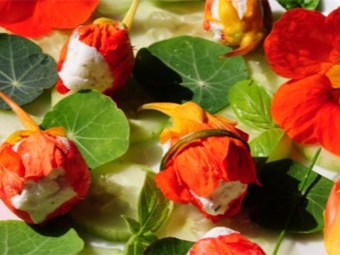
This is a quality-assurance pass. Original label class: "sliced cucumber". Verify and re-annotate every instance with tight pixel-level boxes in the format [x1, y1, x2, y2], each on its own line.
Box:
[70, 159, 152, 241]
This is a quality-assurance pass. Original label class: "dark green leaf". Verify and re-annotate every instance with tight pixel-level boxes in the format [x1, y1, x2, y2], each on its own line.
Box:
[0, 34, 58, 109]
[245, 159, 333, 233]
[277, 0, 319, 10]
[138, 172, 170, 233]
[134, 36, 248, 113]
[143, 237, 194, 255]
[121, 216, 141, 235]
[41, 90, 130, 169]
[229, 79, 275, 130]
[0, 220, 83, 255]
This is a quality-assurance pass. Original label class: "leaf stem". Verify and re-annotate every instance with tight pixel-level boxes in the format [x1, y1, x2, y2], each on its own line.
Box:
[271, 148, 321, 255]
[122, 0, 140, 30]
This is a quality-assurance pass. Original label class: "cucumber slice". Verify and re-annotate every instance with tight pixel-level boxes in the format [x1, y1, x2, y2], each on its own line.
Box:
[70, 159, 152, 241]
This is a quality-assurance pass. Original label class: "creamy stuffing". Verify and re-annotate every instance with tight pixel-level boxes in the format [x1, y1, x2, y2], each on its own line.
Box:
[58, 29, 113, 92]
[190, 180, 247, 215]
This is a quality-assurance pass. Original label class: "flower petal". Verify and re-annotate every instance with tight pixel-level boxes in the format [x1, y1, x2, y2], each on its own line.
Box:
[264, 9, 332, 79]
[271, 74, 332, 144]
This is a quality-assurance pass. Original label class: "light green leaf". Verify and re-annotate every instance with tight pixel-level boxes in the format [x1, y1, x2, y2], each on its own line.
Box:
[40, 90, 129, 169]
[0, 220, 83, 255]
[250, 128, 285, 158]
[121, 216, 141, 235]
[277, 0, 319, 10]
[0, 34, 58, 109]
[138, 172, 170, 233]
[133, 36, 248, 113]
[229, 79, 275, 130]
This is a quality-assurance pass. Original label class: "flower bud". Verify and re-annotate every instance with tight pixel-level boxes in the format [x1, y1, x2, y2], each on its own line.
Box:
[187, 227, 266, 255]
[139, 102, 259, 221]
[0, 92, 90, 224]
[203, 0, 272, 57]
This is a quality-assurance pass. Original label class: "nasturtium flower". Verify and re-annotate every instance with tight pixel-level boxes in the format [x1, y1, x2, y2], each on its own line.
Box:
[56, 0, 139, 96]
[264, 7, 340, 156]
[264, 7, 340, 86]
[203, 0, 272, 57]
[139, 102, 259, 221]
[0, 0, 99, 37]
[324, 178, 340, 255]
[187, 227, 266, 255]
[0, 92, 90, 224]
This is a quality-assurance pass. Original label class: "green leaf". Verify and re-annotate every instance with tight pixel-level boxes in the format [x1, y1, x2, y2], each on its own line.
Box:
[40, 90, 130, 169]
[0, 34, 58, 109]
[121, 216, 141, 235]
[133, 35, 248, 113]
[277, 0, 319, 10]
[0, 220, 83, 255]
[250, 128, 285, 158]
[143, 237, 194, 255]
[245, 159, 333, 233]
[229, 79, 275, 130]
[138, 172, 170, 233]
[124, 235, 157, 255]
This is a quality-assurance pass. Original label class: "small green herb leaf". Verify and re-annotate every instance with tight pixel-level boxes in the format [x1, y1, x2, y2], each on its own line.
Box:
[41, 90, 129, 169]
[250, 128, 285, 158]
[277, 0, 319, 10]
[229, 79, 275, 130]
[121, 216, 141, 235]
[0, 34, 58, 109]
[0, 220, 83, 255]
[245, 159, 333, 233]
[134, 35, 248, 113]
[143, 237, 194, 255]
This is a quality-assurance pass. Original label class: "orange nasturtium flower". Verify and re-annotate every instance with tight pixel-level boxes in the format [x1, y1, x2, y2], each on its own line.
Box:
[324, 178, 340, 255]
[0, 0, 99, 37]
[55, 0, 139, 96]
[0, 92, 90, 224]
[139, 102, 259, 221]
[187, 227, 266, 255]
[203, 0, 272, 57]
[264, 7, 340, 156]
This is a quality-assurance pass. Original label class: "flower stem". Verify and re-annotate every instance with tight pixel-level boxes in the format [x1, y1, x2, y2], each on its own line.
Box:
[122, 0, 140, 30]
[0, 91, 39, 131]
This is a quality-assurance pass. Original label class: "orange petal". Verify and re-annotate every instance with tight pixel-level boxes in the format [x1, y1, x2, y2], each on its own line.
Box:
[324, 179, 340, 255]
[271, 74, 332, 144]
[0, 0, 35, 23]
[264, 9, 332, 79]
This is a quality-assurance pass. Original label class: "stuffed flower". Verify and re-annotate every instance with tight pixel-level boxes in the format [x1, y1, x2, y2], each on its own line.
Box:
[139, 102, 259, 221]
[203, 0, 272, 57]
[55, 0, 139, 96]
[324, 178, 340, 255]
[0, 92, 90, 224]
[187, 227, 266, 255]
[0, 0, 98, 37]
[264, 7, 340, 156]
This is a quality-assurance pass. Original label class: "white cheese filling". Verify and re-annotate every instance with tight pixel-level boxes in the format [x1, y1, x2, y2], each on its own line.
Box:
[58, 29, 114, 92]
[190, 180, 247, 216]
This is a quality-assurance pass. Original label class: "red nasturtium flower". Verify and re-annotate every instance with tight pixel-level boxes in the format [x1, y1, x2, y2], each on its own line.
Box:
[139, 102, 259, 221]
[0, 0, 99, 37]
[56, 0, 139, 96]
[203, 0, 272, 57]
[187, 227, 266, 255]
[264, 7, 340, 156]
[0, 92, 90, 224]
[324, 178, 340, 255]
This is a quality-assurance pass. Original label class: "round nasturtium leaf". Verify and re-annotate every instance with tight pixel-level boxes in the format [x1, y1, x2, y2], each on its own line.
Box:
[41, 90, 130, 169]
[133, 35, 248, 113]
[0, 34, 58, 109]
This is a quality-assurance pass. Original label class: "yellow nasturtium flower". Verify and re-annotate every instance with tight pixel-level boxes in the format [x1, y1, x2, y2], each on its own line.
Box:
[203, 0, 272, 57]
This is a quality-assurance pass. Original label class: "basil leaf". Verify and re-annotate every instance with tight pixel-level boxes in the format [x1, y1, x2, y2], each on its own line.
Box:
[0, 34, 58, 109]
[133, 35, 248, 113]
[229, 79, 275, 130]
[143, 237, 194, 255]
[0, 220, 83, 255]
[250, 128, 285, 158]
[245, 159, 333, 233]
[41, 90, 129, 169]
[277, 0, 320, 10]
